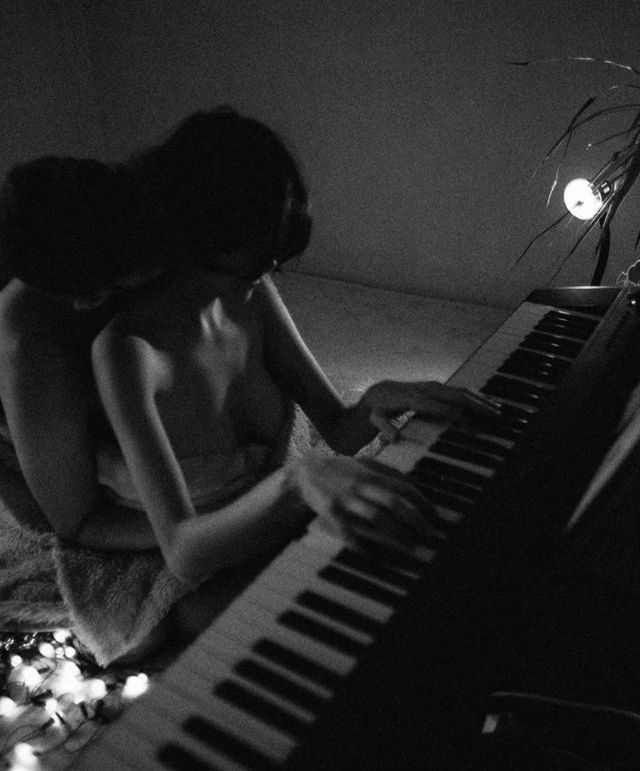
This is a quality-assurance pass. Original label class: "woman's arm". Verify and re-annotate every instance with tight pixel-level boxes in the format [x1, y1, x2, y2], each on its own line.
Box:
[256, 277, 501, 452]
[255, 277, 378, 453]
[91, 328, 310, 585]
[91, 326, 442, 587]
[0, 286, 101, 538]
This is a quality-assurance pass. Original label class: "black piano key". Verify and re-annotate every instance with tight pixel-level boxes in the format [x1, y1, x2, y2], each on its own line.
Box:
[535, 317, 595, 341]
[440, 428, 511, 460]
[521, 331, 583, 358]
[544, 310, 599, 334]
[406, 481, 474, 514]
[505, 347, 571, 375]
[157, 742, 221, 771]
[469, 406, 535, 443]
[348, 532, 426, 575]
[296, 589, 384, 636]
[413, 456, 487, 490]
[463, 420, 524, 443]
[318, 565, 402, 607]
[182, 715, 277, 770]
[481, 375, 550, 407]
[498, 402, 537, 424]
[252, 639, 342, 691]
[334, 549, 418, 592]
[499, 352, 567, 385]
[535, 321, 589, 341]
[214, 679, 309, 737]
[498, 363, 560, 386]
[278, 610, 367, 656]
[405, 467, 479, 500]
[234, 659, 327, 714]
[430, 439, 505, 470]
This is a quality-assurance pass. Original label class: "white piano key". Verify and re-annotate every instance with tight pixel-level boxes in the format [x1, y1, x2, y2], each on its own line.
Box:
[467, 351, 560, 391]
[175, 649, 324, 741]
[80, 711, 223, 771]
[397, 418, 508, 467]
[73, 721, 146, 770]
[169, 647, 313, 721]
[160, 658, 315, 744]
[212, 604, 357, 677]
[377, 437, 445, 474]
[259, 561, 395, 624]
[241, 583, 374, 646]
[179, 622, 329, 713]
[293, 552, 408, 599]
[263, 548, 405, 610]
[126, 677, 295, 764]
[231, 594, 366, 654]
[187, 628, 334, 701]
[264, 529, 427, 595]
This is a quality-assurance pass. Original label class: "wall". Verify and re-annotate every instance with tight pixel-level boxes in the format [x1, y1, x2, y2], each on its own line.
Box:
[6, 1, 640, 308]
[0, 1, 105, 183]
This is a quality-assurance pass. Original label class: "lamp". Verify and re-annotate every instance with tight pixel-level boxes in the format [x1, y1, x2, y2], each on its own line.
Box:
[512, 56, 640, 287]
[563, 178, 611, 220]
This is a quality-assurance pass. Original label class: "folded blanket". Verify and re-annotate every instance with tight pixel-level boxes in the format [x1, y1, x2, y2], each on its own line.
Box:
[0, 404, 314, 666]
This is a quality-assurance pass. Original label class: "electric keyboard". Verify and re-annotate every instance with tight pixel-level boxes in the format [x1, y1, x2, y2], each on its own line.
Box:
[76, 285, 640, 770]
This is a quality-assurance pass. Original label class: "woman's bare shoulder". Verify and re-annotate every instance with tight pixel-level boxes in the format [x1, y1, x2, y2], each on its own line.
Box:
[0, 281, 79, 363]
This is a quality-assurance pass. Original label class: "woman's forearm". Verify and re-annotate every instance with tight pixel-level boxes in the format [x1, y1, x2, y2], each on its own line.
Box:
[73, 502, 158, 551]
[167, 468, 312, 587]
[317, 399, 380, 456]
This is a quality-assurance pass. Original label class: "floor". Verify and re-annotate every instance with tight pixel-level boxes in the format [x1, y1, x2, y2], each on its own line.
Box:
[274, 271, 509, 403]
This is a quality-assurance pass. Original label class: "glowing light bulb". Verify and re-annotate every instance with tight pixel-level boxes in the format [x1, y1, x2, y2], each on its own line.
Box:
[52, 629, 71, 644]
[122, 673, 149, 701]
[563, 178, 604, 220]
[55, 660, 82, 696]
[16, 666, 41, 689]
[37, 642, 55, 659]
[84, 678, 107, 701]
[0, 696, 18, 718]
[11, 742, 39, 770]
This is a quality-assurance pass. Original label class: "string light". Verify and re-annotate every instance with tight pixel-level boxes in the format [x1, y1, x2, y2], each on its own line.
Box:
[10, 742, 40, 770]
[9, 667, 41, 691]
[0, 697, 19, 719]
[83, 679, 107, 701]
[0, 630, 153, 766]
[121, 673, 149, 701]
[36, 643, 54, 660]
[51, 631, 70, 645]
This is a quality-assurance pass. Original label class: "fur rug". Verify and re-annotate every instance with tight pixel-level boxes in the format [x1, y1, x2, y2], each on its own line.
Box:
[0, 405, 327, 666]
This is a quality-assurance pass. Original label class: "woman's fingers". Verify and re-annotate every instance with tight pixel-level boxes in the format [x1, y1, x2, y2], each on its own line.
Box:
[337, 459, 454, 539]
[369, 410, 400, 443]
[411, 384, 501, 417]
[366, 381, 501, 438]
[293, 454, 463, 548]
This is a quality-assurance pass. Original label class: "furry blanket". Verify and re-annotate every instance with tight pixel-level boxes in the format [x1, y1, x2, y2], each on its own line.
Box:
[0, 405, 319, 666]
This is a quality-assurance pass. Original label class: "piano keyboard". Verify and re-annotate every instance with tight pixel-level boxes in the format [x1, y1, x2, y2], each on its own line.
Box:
[74, 299, 606, 770]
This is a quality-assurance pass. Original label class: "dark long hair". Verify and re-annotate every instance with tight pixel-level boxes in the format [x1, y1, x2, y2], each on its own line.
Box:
[0, 156, 164, 296]
[141, 107, 312, 274]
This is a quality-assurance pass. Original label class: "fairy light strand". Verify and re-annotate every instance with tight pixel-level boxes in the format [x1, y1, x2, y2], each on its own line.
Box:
[0, 630, 152, 768]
